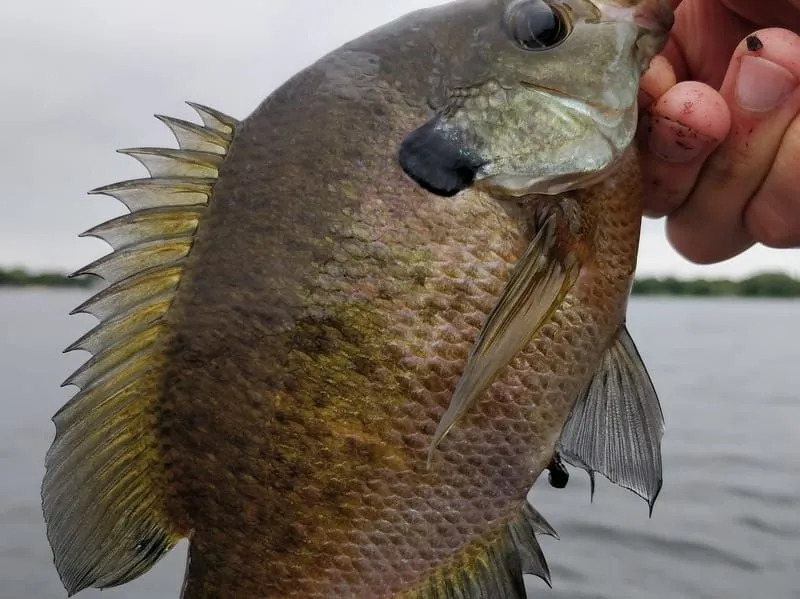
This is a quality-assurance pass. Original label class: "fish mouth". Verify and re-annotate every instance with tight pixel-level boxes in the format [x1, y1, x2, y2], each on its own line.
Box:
[596, 0, 674, 66]
[596, 0, 674, 34]
[474, 160, 624, 199]
[632, 0, 674, 64]
[632, 0, 675, 36]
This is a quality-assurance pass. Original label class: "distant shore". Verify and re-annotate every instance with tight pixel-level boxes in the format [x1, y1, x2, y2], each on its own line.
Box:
[632, 273, 800, 298]
[0, 268, 94, 289]
[1, 268, 799, 298]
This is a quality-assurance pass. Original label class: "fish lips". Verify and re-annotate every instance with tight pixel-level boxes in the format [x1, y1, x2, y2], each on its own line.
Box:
[474, 166, 619, 199]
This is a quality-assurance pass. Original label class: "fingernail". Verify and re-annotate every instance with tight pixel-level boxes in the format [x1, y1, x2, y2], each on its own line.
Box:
[647, 114, 711, 163]
[736, 55, 798, 113]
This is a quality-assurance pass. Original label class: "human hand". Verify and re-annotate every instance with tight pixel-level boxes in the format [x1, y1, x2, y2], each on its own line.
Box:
[638, 0, 800, 263]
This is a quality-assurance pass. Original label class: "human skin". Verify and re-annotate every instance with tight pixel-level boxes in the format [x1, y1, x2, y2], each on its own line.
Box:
[638, 0, 800, 263]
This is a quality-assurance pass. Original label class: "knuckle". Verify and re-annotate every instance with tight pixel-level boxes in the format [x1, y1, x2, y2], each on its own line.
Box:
[643, 183, 686, 217]
[703, 143, 752, 185]
[746, 122, 800, 248]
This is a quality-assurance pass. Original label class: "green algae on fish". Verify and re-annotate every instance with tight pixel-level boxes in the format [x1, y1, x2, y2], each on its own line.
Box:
[43, 0, 672, 597]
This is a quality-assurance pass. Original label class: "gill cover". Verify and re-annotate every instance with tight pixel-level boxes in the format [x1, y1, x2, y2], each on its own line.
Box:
[400, 0, 667, 198]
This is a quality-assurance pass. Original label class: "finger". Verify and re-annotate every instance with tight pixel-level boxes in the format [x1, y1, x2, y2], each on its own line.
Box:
[655, 0, 689, 82]
[638, 82, 730, 217]
[667, 28, 800, 263]
[744, 114, 800, 247]
[639, 55, 676, 110]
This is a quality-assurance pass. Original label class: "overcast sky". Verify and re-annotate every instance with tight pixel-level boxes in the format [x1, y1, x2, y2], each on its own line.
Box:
[3, 0, 797, 278]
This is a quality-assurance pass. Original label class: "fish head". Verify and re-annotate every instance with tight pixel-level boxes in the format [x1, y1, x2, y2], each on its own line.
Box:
[399, 0, 673, 197]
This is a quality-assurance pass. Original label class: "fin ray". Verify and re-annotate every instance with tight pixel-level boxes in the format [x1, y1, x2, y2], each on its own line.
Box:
[90, 177, 214, 212]
[186, 101, 239, 135]
[155, 114, 229, 154]
[118, 147, 223, 178]
[62, 322, 163, 390]
[411, 500, 555, 598]
[72, 237, 192, 286]
[65, 294, 172, 355]
[557, 325, 664, 509]
[71, 264, 182, 321]
[80, 206, 205, 251]
[521, 502, 558, 539]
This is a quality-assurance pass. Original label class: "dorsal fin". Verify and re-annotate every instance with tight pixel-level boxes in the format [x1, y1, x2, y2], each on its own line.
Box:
[42, 102, 239, 595]
[408, 501, 557, 598]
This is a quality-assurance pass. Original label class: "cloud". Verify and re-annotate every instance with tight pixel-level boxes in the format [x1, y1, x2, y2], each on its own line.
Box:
[3, 0, 797, 277]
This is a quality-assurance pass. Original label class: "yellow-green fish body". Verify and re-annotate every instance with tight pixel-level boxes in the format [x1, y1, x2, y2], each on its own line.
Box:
[43, 1, 673, 597]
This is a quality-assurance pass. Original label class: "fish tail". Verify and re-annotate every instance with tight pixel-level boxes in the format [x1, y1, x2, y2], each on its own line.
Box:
[41, 102, 239, 595]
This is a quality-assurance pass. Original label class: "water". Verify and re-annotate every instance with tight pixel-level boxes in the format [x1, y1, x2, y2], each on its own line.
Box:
[1, 289, 798, 598]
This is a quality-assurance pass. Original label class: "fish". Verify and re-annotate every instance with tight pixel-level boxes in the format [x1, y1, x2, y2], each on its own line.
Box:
[42, 0, 672, 597]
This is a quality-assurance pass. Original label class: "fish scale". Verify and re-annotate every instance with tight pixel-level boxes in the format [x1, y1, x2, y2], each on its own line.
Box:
[166, 137, 641, 599]
[43, 1, 671, 597]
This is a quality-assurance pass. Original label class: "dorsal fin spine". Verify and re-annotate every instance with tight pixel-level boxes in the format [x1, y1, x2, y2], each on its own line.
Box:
[71, 236, 192, 284]
[62, 321, 163, 389]
[64, 293, 172, 355]
[69, 263, 182, 320]
[118, 148, 223, 178]
[154, 114, 229, 153]
[186, 101, 238, 134]
[80, 205, 206, 254]
[89, 177, 215, 212]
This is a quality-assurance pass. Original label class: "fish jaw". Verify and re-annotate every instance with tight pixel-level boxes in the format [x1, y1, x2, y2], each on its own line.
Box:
[598, 0, 675, 70]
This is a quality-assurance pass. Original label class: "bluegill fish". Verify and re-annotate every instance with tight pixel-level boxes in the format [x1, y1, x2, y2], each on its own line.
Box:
[43, 0, 673, 597]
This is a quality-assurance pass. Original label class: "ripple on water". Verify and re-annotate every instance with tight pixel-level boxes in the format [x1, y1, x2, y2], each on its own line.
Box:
[737, 515, 800, 540]
[560, 522, 761, 572]
[548, 562, 589, 584]
[726, 485, 800, 509]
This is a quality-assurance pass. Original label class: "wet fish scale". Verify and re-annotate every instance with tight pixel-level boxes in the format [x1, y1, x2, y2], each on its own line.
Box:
[165, 135, 641, 599]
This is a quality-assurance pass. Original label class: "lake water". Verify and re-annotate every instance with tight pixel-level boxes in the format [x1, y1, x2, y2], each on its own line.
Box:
[1, 289, 798, 599]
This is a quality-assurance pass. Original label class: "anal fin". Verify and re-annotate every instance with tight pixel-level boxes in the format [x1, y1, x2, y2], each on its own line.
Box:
[409, 501, 557, 598]
[557, 325, 664, 511]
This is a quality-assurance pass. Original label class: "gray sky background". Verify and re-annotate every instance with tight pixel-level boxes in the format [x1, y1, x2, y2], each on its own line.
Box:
[3, 0, 797, 277]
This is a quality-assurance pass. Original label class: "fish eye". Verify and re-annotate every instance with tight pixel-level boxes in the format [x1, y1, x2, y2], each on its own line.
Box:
[507, 0, 571, 51]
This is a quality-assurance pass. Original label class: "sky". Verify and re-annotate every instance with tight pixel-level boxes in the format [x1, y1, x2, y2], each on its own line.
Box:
[2, 0, 797, 278]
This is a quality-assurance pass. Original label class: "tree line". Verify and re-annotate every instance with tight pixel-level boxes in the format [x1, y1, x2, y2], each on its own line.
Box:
[2, 267, 799, 297]
[632, 272, 800, 298]
[0, 268, 94, 288]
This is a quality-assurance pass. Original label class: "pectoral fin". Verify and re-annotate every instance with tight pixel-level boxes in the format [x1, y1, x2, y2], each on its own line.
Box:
[557, 325, 664, 511]
[428, 216, 580, 463]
